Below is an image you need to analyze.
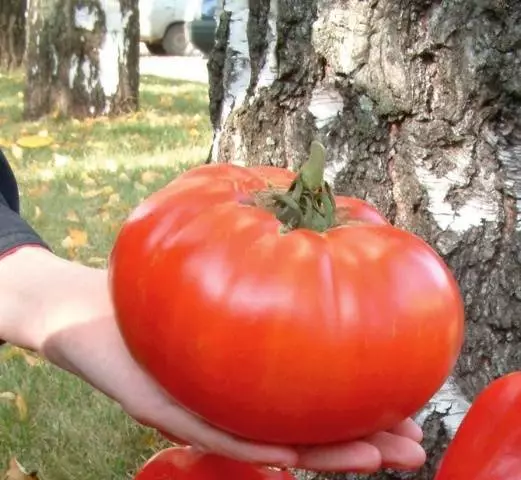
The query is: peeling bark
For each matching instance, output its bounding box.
[24,0,139,120]
[209,0,521,478]
[0,0,27,70]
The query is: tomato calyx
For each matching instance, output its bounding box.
[269,140,337,233]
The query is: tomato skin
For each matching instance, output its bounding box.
[109,163,464,445]
[435,372,521,480]
[134,447,295,479]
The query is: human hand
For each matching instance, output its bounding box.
[2,248,426,472]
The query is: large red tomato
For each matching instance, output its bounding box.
[109,144,464,445]
[134,447,295,479]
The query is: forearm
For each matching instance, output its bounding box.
[0,246,61,351]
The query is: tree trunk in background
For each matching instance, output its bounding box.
[208,0,521,478]
[24,0,139,120]
[0,0,27,70]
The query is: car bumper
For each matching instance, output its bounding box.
[190,19,217,55]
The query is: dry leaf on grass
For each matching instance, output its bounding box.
[2,458,39,479]
[82,185,114,199]
[15,395,28,421]
[0,346,42,367]
[16,134,54,149]
[0,392,28,421]
[33,206,41,220]
[61,229,88,249]
[87,257,107,266]
[0,392,16,401]
[66,210,80,222]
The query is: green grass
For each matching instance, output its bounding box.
[0,71,213,479]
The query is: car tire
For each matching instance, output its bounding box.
[162,23,197,56]
[145,42,167,56]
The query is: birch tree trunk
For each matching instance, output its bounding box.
[208,1,521,478]
[0,0,27,70]
[24,0,139,120]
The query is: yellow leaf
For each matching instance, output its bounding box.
[0,345,19,362]
[0,392,16,401]
[15,394,28,421]
[10,144,23,160]
[189,128,199,137]
[82,189,102,199]
[107,193,120,206]
[81,173,97,186]
[33,206,41,219]
[87,257,106,266]
[0,346,40,367]
[21,353,42,367]
[99,210,110,222]
[141,171,160,184]
[66,210,80,222]
[3,457,39,479]
[141,431,159,448]
[61,229,88,249]
[16,135,54,149]
[27,185,49,196]
[66,183,79,194]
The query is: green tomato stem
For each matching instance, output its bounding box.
[273,140,337,232]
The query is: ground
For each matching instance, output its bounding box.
[0,69,212,479]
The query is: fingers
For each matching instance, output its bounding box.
[387,418,423,442]
[293,419,425,472]
[295,442,382,473]
[141,402,298,468]
[365,431,426,471]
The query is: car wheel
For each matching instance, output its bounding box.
[162,23,197,56]
[145,42,166,56]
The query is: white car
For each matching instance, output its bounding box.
[139,0,202,56]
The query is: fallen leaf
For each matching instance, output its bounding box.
[15,394,28,421]
[81,172,97,186]
[16,135,54,149]
[82,185,114,199]
[141,431,159,448]
[82,189,102,199]
[27,185,49,196]
[141,171,160,184]
[118,172,130,182]
[66,210,80,222]
[33,206,41,219]
[87,257,107,266]
[99,210,111,222]
[0,346,41,367]
[3,457,39,479]
[0,392,16,401]
[61,229,88,249]
[107,193,120,206]
[10,144,23,160]
[65,183,79,194]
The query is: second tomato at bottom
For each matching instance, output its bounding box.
[134,447,296,480]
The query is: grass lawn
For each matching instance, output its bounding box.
[0,71,213,479]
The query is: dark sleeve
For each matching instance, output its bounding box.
[0,150,50,346]
[0,149,50,256]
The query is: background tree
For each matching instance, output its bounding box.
[0,0,27,70]
[24,0,139,120]
[208,0,521,478]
